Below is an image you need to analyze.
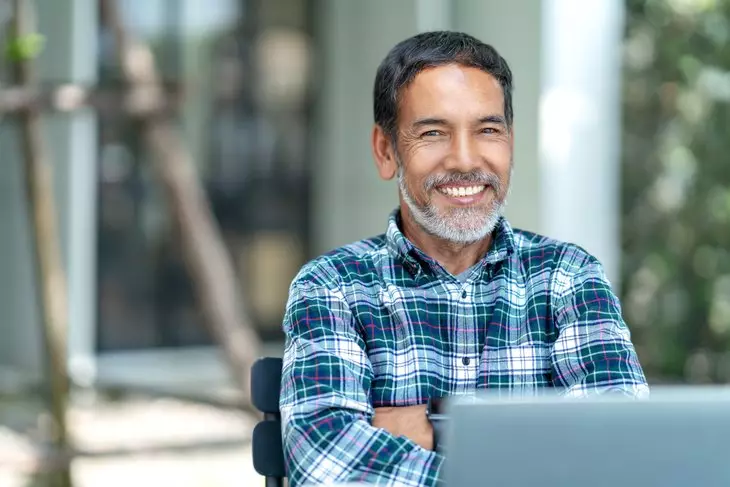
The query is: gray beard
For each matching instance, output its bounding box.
[398,167,509,244]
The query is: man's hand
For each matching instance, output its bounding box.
[372,404,433,451]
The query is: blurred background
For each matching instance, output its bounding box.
[0,0,728,485]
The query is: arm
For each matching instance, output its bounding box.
[550,254,649,398]
[372,404,433,451]
[280,277,443,487]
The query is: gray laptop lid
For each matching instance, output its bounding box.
[443,388,730,487]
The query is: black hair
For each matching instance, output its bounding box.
[373,31,513,140]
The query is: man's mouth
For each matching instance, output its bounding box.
[436,185,487,198]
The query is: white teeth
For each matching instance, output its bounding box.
[438,185,485,197]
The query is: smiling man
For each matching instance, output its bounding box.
[279,31,648,487]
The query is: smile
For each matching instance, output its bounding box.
[436,185,486,197]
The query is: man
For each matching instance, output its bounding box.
[279,31,648,486]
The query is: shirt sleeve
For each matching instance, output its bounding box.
[279,277,444,487]
[550,253,650,398]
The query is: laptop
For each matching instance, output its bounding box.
[442,388,730,487]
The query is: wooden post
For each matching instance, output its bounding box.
[9,0,73,485]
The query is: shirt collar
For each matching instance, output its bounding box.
[385,208,516,276]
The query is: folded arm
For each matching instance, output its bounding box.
[550,253,649,398]
[280,277,443,487]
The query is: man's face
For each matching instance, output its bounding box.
[393,64,513,243]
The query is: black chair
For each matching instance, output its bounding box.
[251,357,286,487]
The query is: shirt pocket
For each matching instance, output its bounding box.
[479,342,552,393]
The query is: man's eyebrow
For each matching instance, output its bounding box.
[478,115,508,127]
[411,115,508,128]
[411,117,449,128]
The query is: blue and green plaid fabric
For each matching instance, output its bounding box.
[280,209,648,487]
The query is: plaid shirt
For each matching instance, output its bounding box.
[280,210,648,487]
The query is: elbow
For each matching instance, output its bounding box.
[281,411,364,485]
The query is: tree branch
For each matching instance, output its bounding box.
[0,83,184,115]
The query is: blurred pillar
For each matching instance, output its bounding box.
[538,0,624,286]
[0,0,98,383]
[0,104,42,377]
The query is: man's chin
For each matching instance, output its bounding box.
[425,219,494,243]
[403,195,503,242]
[439,211,502,239]
[439,207,497,224]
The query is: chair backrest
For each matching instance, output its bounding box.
[251,357,286,486]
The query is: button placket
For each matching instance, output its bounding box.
[456,281,478,387]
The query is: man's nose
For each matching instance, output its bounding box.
[445,131,480,172]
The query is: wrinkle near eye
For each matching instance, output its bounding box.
[398,130,432,159]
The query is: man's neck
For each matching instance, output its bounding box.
[400,208,493,276]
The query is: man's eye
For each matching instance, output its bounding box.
[481,127,499,135]
[421,130,443,137]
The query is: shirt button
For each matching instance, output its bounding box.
[462,357,471,366]
[461,290,467,298]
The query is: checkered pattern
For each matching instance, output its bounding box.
[280,210,648,487]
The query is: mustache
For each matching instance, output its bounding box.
[423,171,502,192]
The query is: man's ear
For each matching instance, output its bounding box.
[372,124,398,181]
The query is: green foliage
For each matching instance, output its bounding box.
[4,33,45,61]
[622,0,730,383]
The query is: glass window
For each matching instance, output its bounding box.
[95,0,314,351]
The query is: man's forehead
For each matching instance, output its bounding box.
[409,64,501,86]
